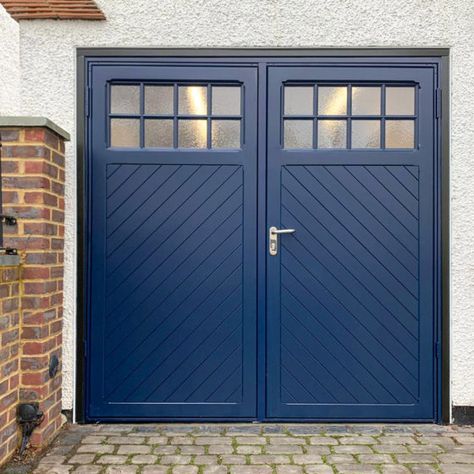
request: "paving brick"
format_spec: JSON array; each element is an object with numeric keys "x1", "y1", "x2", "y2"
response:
[
  {"x1": 379, "y1": 466, "x2": 411, "y2": 473},
  {"x1": 334, "y1": 445, "x2": 373, "y2": 454},
  {"x1": 326, "y1": 454, "x2": 355, "y2": 463},
  {"x1": 236, "y1": 445, "x2": 261, "y2": 454},
  {"x1": 153, "y1": 446, "x2": 177, "y2": 454},
  {"x1": 172, "y1": 467, "x2": 199, "y2": 474},
  {"x1": 438, "y1": 452, "x2": 474, "y2": 463},
  {"x1": 357, "y1": 454, "x2": 392, "y2": 463},
  {"x1": 148, "y1": 436, "x2": 168, "y2": 445},
  {"x1": 335, "y1": 465, "x2": 379, "y2": 474},
  {"x1": 292, "y1": 454, "x2": 324, "y2": 464},
  {"x1": 309, "y1": 437, "x2": 338, "y2": 445},
  {"x1": 142, "y1": 468, "x2": 169, "y2": 474},
  {"x1": 171, "y1": 436, "x2": 195, "y2": 445},
  {"x1": 221, "y1": 455, "x2": 247, "y2": 464},
  {"x1": 230, "y1": 467, "x2": 272, "y2": 474},
  {"x1": 250, "y1": 454, "x2": 291, "y2": 464},
  {"x1": 266, "y1": 444, "x2": 303, "y2": 454},
  {"x1": 194, "y1": 455, "x2": 219, "y2": 464},
  {"x1": 40, "y1": 455, "x2": 68, "y2": 464},
  {"x1": 77, "y1": 444, "x2": 115, "y2": 454},
  {"x1": 269, "y1": 436, "x2": 306, "y2": 445},
  {"x1": 96, "y1": 455, "x2": 128, "y2": 465},
  {"x1": 395, "y1": 454, "x2": 437, "y2": 463},
  {"x1": 68, "y1": 454, "x2": 96, "y2": 464},
  {"x1": 410, "y1": 466, "x2": 439, "y2": 474},
  {"x1": 202, "y1": 468, "x2": 228, "y2": 474},
  {"x1": 339, "y1": 437, "x2": 377, "y2": 445},
  {"x1": 226, "y1": 426, "x2": 261, "y2": 435},
  {"x1": 439, "y1": 465, "x2": 474, "y2": 473},
  {"x1": 117, "y1": 445, "x2": 151, "y2": 455},
  {"x1": 104, "y1": 468, "x2": 139, "y2": 474},
  {"x1": 72, "y1": 466, "x2": 102, "y2": 474},
  {"x1": 235, "y1": 436, "x2": 267, "y2": 445},
  {"x1": 34, "y1": 467, "x2": 73, "y2": 474},
  {"x1": 409, "y1": 444, "x2": 444, "y2": 453},
  {"x1": 181, "y1": 445, "x2": 206, "y2": 454},
  {"x1": 107, "y1": 436, "x2": 145, "y2": 445},
  {"x1": 81, "y1": 436, "x2": 107, "y2": 444},
  {"x1": 304, "y1": 467, "x2": 334, "y2": 474},
  {"x1": 276, "y1": 467, "x2": 303, "y2": 474},
  {"x1": 131, "y1": 454, "x2": 159, "y2": 464},
  {"x1": 378, "y1": 445, "x2": 410, "y2": 456},
  {"x1": 208, "y1": 444, "x2": 234, "y2": 454},
  {"x1": 160, "y1": 455, "x2": 193, "y2": 464},
  {"x1": 196, "y1": 437, "x2": 232, "y2": 445},
  {"x1": 304, "y1": 446, "x2": 331, "y2": 455}
]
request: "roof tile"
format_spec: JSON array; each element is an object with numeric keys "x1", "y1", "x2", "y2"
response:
[{"x1": 0, "y1": 0, "x2": 105, "y2": 20}]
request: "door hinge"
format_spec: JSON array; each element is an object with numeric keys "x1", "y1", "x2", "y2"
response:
[
  {"x1": 436, "y1": 89, "x2": 442, "y2": 118},
  {"x1": 435, "y1": 341, "x2": 441, "y2": 359}
]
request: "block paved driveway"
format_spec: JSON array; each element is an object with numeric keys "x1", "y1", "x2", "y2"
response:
[{"x1": 33, "y1": 424, "x2": 474, "y2": 474}]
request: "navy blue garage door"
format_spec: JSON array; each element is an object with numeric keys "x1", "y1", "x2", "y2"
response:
[{"x1": 84, "y1": 59, "x2": 441, "y2": 421}]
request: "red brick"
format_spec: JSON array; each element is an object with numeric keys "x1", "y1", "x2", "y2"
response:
[
  {"x1": 24, "y1": 192, "x2": 58, "y2": 206},
  {"x1": 22, "y1": 267, "x2": 50, "y2": 280},
  {"x1": 3, "y1": 176, "x2": 50, "y2": 190},
  {"x1": 1, "y1": 145, "x2": 50, "y2": 159}
]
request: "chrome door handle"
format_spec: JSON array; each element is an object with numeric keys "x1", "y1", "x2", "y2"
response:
[{"x1": 269, "y1": 226, "x2": 295, "y2": 256}]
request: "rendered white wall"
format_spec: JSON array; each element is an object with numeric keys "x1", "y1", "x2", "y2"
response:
[
  {"x1": 10, "y1": 0, "x2": 474, "y2": 411},
  {"x1": 0, "y1": 3, "x2": 20, "y2": 115}
]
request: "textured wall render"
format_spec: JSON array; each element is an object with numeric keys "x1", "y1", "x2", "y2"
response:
[
  {"x1": 0, "y1": 3, "x2": 20, "y2": 115},
  {"x1": 11, "y1": 0, "x2": 474, "y2": 409}
]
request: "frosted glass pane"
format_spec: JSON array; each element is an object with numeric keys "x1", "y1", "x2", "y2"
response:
[
  {"x1": 352, "y1": 87, "x2": 381, "y2": 115},
  {"x1": 318, "y1": 86, "x2": 347, "y2": 116},
  {"x1": 386, "y1": 87, "x2": 415, "y2": 115},
  {"x1": 211, "y1": 120, "x2": 240, "y2": 148},
  {"x1": 144, "y1": 86, "x2": 174, "y2": 115},
  {"x1": 111, "y1": 85, "x2": 140, "y2": 114},
  {"x1": 284, "y1": 120, "x2": 313, "y2": 149},
  {"x1": 352, "y1": 120, "x2": 380, "y2": 148},
  {"x1": 318, "y1": 120, "x2": 346, "y2": 148},
  {"x1": 110, "y1": 119, "x2": 140, "y2": 147},
  {"x1": 145, "y1": 120, "x2": 174, "y2": 148},
  {"x1": 386, "y1": 120, "x2": 415, "y2": 148},
  {"x1": 179, "y1": 86, "x2": 207, "y2": 115},
  {"x1": 284, "y1": 87, "x2": 314, "y2": 115},
  {"x1": 212, "y1": 87, "x2": 241, "y2": 115},
  {"x1": 178, "y1": 119, "x2": 207, "y2": 148}
]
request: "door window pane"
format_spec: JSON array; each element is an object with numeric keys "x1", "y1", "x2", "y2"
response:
[
  {"x1": 212, "y1": 87, "x2": 241, "y2": 115},
  {"x1": 284, "y1": 86, "x2": 314, "y2": 115},
  {"x1": 110, "y1": 119, "x2": 140, "y2": 147},
  {"x1": 386, "y1": 87, "x2": 415, "y2": 115},
  {"x1": 111, "y1": 85, "x2": 140, "y2": 114},
  {"x1": 211, "y1": 120, "x2": 240, "y2": 148},
  {"x1": 352, "y1": 87, "x2": 381, "y2": 115},
  {"x1": 178, "y1": 119, "x2": 207, "y2": 148},
  {"x1": 318, "y1": 86, "x2": 347, "y2": 116},
  {"x1": 386, "y1": 120, "x2": 415, "y2": 148},
  {"x1": 178, "y1": 86, "x2": 207, "y2": 115},
  {"x1": 144, "y1": 119, "x2": 174, "y2": 148},
  {"x1": 318, "y1": 120, "x2": 346, "y2": 148},
  {"x1": 144, "y1": 86, "x2": 174, "y2": 115},
  {"x1": 284, "y1": 120, "x2": 313, "y2": 149},
  {"x1": 351, "y1": 120, "x2": 380, "y2": 148}
]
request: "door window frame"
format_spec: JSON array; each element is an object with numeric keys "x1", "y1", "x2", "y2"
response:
[{"x1": 76, "y1": 48, "x2": 449, "y2": 423}]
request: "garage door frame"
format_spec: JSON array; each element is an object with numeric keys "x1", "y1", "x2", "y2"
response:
[{"x1": 76, "y1": 48, "x2": 450, "y2": 423}]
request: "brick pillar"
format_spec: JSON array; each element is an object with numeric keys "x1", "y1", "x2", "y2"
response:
[
  {"x1": 0, "y1": 118, "x2": 69, "y2": 449},
  {"x1": 0, "y1": 263, "x2": 21, "y2": 465}
]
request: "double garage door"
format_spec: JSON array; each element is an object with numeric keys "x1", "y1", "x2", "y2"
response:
[{"x1": 85, "y1": 56, "x2": 441, "y2": 421}]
